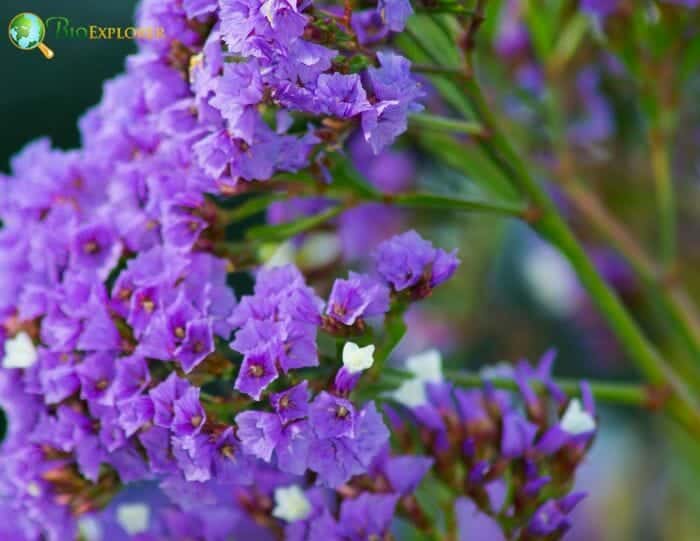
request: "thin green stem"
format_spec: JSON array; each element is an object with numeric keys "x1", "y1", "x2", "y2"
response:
[
  {"x1": 412, "y1": 64, "x2": 468, "y2": 78},
  {"x1": 390, "y1": 191, "x2": 527, "y2": 217},
  {"x1": 409, "y1": 112, "x2": 484, "y2": 136},
  {"x1": 457, "y1": 72, "x2": 700, "y2": 431},
  {"x1": 561, "y1": 178, "x2": 700, "y2": 364},
  {"x1": 245, "y1": 204, "x2": 344, "y2": 242},
  {"x1": 443, "y1": 371, "x2": 650, "y2": 407},
  {"x1": 542, "y1": 72, "x2": 700, "y2": 364},
  {"x1": 650, "y1": 127, "x2": 677, "y2": 266}
]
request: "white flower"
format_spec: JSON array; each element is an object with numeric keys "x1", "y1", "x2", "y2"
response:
[
  {"x1": 2, "y1": 332, "x2": 38, "y2": 369},
  {"x1": 116, "y1": 503, "x2": 150, "y2": 535},
  {"x1": 272, "y1": 485, "x2": 311, "y2": 523},
  {"x1": 391, "y1": 349, "x2": 443, "y2": 408},
  {"x1": 560, "y1": 399, "x2": 596, "y2": 435},
  {"x1": 78, "y1": 517, "x2": 102, "y2": 541},
  {"x1": 26, "y1": 482, "x2": 42, "y2": 498},
  {"x1": 522, "y1": 243, "x2": 580, "y2": 317},
  {"x1": 298, "y1": 232, "x2": 341, "y2": 270},
  {"x1": 342, "y1": 342, "x2": 375, "y2": 374}
]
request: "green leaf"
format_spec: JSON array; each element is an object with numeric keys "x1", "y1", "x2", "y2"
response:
[
  {"x1": 375, "y1": 308, "x2": 408, "y2": 366},
  {"x1": 382, "y1": 366, "x2": 416, "y2": 381},
  {"x1": 396, "y1": 17, "x2": 476, "y2": 119},
  {"x1": 409, "y1": 112, "x2": 483, "y2": 135},
  {"x1": 414, "y1": 473, "x2": 456, "y2": 535},
  {"x1": 246, "y1": 206, "x2": 342, "y2": 242},
  {"x1": 406, "y1": 15, "x2": 462, "y2": 69},
  {"x1": 327, "y1": 154, "x2": 382, "y2": 200},
  {"x1": 414, "y1": 131, "x2": 520, "y2": 201},
  {"x1": 550, "y1": 13, "x2": 589, "y2": 70},
  {"x1": 392, "y1": 518, "x2": 434, "y2": 541},
  {"x1": 394, "y1": 191, "x2": 525, "y2": 217},
  {"x1": 224, "y1": 193, "x2": 285, "y2": 222}
]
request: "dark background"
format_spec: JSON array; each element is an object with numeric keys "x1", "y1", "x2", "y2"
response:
[{"x1": 1, "y1": 1, "x2": 139, "y2": 172}]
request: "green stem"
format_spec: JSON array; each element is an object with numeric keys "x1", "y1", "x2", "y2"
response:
[
  {"x1": 409, "y1": 112, "x2": 484, "y2": 136},
  {"x1": 390, "y1": 191, "x2": 526, "y2": 217},
  {"x1": 457, "y1": 73, "x2": 700, "y2": 430},
  {"x1": 649, "y1": 126, "x2": 677, "y2": 266},
  {"x1": 245, "y1": 204, "x2": 344, "y2": 242},
  {"x1": 541, "y1": 70, "x2": 700, "y2": 365},
  {"x1": 561, "y1": 178, "x2": 700, "y2": 364},
  {"x1": 443, "y1": 371, "x2": 650, "y2": 407}
]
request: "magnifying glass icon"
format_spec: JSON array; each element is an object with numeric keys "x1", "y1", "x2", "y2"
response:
[{"x1": 8, "y1": 12, "x2": 54, "y2": 59}]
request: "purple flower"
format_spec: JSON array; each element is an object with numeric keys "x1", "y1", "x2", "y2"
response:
[
  {"x1": 71, "y1": 223, "x2": 122, "y2": 280},
  {"x1": 118, "y1": 395, "x2": 154, "y2": 437},
  {"x1": 374, "y1": 230, "x2": 459, "y2": 293},
  {"x1": 173, "y1": 433, "x2": 215, "y2": 481},
  {"x1": 77, "y1": 304, "x2": 122, "y2": 352},
  {"x1": 275, "y1": 420, "x2": 312, "y2": 475},
  {"x1": 126, "y1": 286, "x2": 160, "y2": 336},
  {"x1": 456, "y1": 497, "x2": 506, "y2": 541},
  {"x1": 351, "y1": 10, "x2": 390, "y2": 45},
  {"x1": 378, "y1": 0, "x2": 413, "y2": 31},
  {"x1": 235, "y1": 410, "x2": 283, "y2": 461},
  {"x1": 149, "y1": 372, "x2": 190, "y2": 428},
  {"x1": 580, "y1": 0, "x2": 622, "y2": 17},
  {"x1": 235, "y1": 349, "x2": 279, "y2": 400},
  {"x1": 310, "y1": 392, "x2": 356, "y2": 439},
  {"x1": 664, "y1": 0, "x2": 700, "y2": 6},
  {"x1": 174, "y1": 318, "x2": 215, "y2": 373},
  {"x1": 213, "y1": 427, "x2": 253, "y2": 483},
  {"x1": 362, "y1": 52, "x2": 423, "y2": 154},
  {"x1": 337, "y1": 493, "x2": 399, "y2": 540},
  {"x1": 37, "y1": 352, "x2": 80, "y2": 404},
  {"x1": 172, "y1": 386, "x2": 206, "y2": 437},
  {"x1": 111, "y1": 355, "x2": 150, "y2": 402},
  {"x1": 161, "y1": 194, "x2": 209, "y2": 251},
  {"x1": 326, "y1": 272, "x2": 390, "y2": 325},
  {"x1": 370, "y1": 446, "x2": 433, "y2": 494},
  {"x1": 314, "y1": 74, "x2": 372, "y2": 118},
  {"x1": 308, "y1": 401, "x2": 389, "y2": 486},
  {"x1": 527, "y1": 493, "x2": 586, "y2": 537},
  {"x1": 77, "y1": 352, "x2": 116, "y2": 403},
  {"x1": 500, "y1": 411, "x2": 538, "y2": 458},
  {"x1": 209, "y1": 61, "x2": 264, "y2": 144},
  {"x1": 270, "y1": 381, "x2": 310, "y2": 423}
]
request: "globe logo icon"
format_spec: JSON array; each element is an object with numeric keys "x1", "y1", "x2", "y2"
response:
[{"x1": 8, "y1": 12, "x2": 54, "y2": 59}]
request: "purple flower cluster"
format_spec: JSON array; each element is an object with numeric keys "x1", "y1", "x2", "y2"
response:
[
  {"x1": 375, "y1": 230, "x2": 460, "y2": 297},
  {"x1": 0, "y1": 0, "x2": 605, "y2": 537},
  {"x1": 388, "y1": 350, "x2": 597, "y2": 540},
  {"x1": 0, "y1": 0, "x2": 434, "y2": 534}
]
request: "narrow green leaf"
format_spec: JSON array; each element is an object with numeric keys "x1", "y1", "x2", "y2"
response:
[
  {"x1": 246, "y1": 206, "x2": 343, "y2": 242},
  {"x1": 394, "y1": 192, "x2": 526, "y2": 217},
  {"x1": 223, "y1": 193, "x2": 285, "y2": 222},
  {"x1": 409, "y1": 112, "x2": 484, "y2": 135},
  {"x1": 413, "y1": 131, "x2": 521, "y2": 201},
  {"x1": 328, "y1": 154, "x2": 382, "y2": 200}
]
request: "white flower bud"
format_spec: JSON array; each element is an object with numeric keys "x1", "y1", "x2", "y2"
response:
[
  {"x1": 116, "y1": 503, "x2": 150, "y2": 535},
  {"x1": 561, "y1": 399, "x2": 596, "y2": 435},
  {"x1": 2, "y1": 332, "x2": 38, "y2": 369},
  {"x1": 272, "y1": 485, "x2": 312, "y2": 522},
  {"x1": 392, "y1": 349, "x2": 443, "y2": 407},
  {"x1": 342, "y1": 341, "x2": 375, "y2": 374}
]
